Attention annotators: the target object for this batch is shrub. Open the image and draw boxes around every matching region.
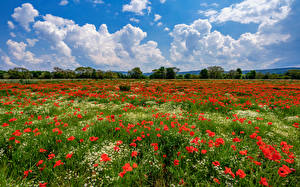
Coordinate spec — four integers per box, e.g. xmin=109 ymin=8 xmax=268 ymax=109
xmin=119 ymin=85 xmax=131 ymax=91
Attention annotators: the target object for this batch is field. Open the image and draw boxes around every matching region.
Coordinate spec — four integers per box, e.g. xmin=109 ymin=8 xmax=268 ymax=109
xmin=0 ymin=79 xmax=299 ymax=186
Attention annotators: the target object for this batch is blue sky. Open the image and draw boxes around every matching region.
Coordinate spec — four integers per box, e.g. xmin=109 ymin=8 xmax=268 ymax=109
xmin=0 ymin=0 xmax=299 ymax=72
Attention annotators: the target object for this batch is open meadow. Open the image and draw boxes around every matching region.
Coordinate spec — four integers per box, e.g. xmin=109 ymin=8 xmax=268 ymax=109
xmin=0 ymin=79 xmax=299 ymax=186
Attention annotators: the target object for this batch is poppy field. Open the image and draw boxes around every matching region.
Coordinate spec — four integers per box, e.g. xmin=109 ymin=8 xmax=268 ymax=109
xmin=0 ymin=79 xmax=299 ymax=186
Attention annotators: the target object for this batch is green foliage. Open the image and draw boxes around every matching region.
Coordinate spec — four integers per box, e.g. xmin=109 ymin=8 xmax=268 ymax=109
xmin=7 ymin=68 xmax=32 ymax=79
xmin=128 ymin=67 xmax=143 ymax=79
xmin=119 ymin=85 xmax=131 ymax=91
xmin=286 ymin=70 xmax=300 ymax=79
xmin=207 ymin=66 xmax=224 ymax=79
xmin=184 ymin=73 xmax=192 ymax=79
xmin=246 ymin=70 xmax=256 ymax=79
xmin=199 ymin=69 xmax=208 ymax=79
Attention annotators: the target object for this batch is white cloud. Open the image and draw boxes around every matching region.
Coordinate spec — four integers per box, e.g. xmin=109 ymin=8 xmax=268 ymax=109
xmin=1 ymin=55 xmax=18 ymax=68
xmin=26 ymin=39 xmax=39 ymax=47
xmin=122 ymin=0 xmax=150 ymax=15
xmin=59 ymin=0 xmax=69 ymax=6
xmin=154 ymin=14 xmax=161 ymax=22
xmin=8 ymin=21 xmax=15 ymax=29
xmin=169 ymin=18 xmax=290 ymax=70
xmin=198 ymin=9 xmax=218 ymax=17
xmin=10 ymin=32 xmax=16 ymax=38
xmin=6 ymin=39 xmax=41 ymax=64
xmin=170 ymin=0 xmax=294 ymax=70
xmin=147 ymin=6 xmax=151 ymax=15
xmin=32 ymin=13 xmax=168 ymax=71
xmin=160 ymin=0 xmax=166 ymax=3
xmin=208 ymin=0 xmax=293 ymax=25
xmin=157 ymin=22 xmax=162 ymax=27
xmin=130 ymin=18 xmax=140 ymax=23
xmin=93 ymin=0 xmax=104 ymax=5
xmin=200 ymin=3 xmax=218 ymax=7
xmin=11 ymin=3 xmax=39 ymax=31
xmin=164 ymin=27 xmax=170 ymax=32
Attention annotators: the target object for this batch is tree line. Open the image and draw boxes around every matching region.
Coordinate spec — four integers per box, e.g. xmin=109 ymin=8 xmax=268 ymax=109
xmin=0 ymin=66 xmax=300 ymax=80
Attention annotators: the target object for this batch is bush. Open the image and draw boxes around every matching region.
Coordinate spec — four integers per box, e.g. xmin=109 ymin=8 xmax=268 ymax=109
xmin=119 ymin=85 xmax=131 ymax=91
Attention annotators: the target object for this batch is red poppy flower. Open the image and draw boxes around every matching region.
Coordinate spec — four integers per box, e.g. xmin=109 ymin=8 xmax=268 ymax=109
xmin=40 ymin=148 xmax=47 ymax=153
xmin=278 ymin=165 xmax=292 ymax=177
xmin=100 ymin=153 xmax=111 ymax=162
xmin=236 ymin=169 xmax=246 ymax=178
xmin=212 ymin=161 xmax=220 ymax=166
xmin=66 ymin=153 xmax=73 ymax=159
xmin=259 ymin=177 xmax=269 ymax=186
xmin=131 ymin=151 xmax=138 ymax=158
xmin=53 ymin=160 xmax=64 ymax=168
xmin=67 ymin=136 xmax=75 ymax=141
xmin=89 ymin=136 xmax=99 ymax=141
xmin=39 ymin=183 xmax=48 ymax=187
xmin=213 ymin=178 xmax=220 ymax=184
xmin=36 ymin=160 xmax=44 ymax=167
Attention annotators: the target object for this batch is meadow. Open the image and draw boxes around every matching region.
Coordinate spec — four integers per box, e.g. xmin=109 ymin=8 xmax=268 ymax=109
xmin=0 ymin=79 xmax=299 ymax=186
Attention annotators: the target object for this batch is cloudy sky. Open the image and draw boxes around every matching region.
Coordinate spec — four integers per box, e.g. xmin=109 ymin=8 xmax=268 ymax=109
xmin=0 ymin=0 xmax=299 ymax=72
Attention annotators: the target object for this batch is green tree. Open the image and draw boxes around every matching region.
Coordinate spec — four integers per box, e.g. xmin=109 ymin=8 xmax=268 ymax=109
xmin=246 ymin=70 xmax=256 ymax=79
xmin=227 ymin=70 xmax=237 ymax=79
xmin=39 ymin=71 xmax=52 ymax=79
xmin=166 ymin=67 xmax=179 ymax=79
xmin=150 ymin=66 xmax=167 ymax=79
xmin=207 ymin=66 xmax=224 ymax=79
xmin=128 ymin=67 xmax=143 ymax=79
xmin=8 ymin=68 xmax=32 ymax=79
xmin=199 ymin=68 xmax=208 ymax=79
xmin=52 ymin=67 xmax=65 ymax=79
xmin=235 ymin=68 xmax=242 ymax=79
xmin=184 ymin=73 xmax=191 ymax=79
xmin=286 ymin=70 xmax=300 ymax=79
xmin=65 ymin=69 xmax=76 ymax=79
xmin=95 ymin=70 xmax=104 ymax=79
xmin=75 ymin=67 xmax=94 ymax=78
xmin=176 ymin=74 xmax=183 ymax=79
xmin=0 ymin=70 xmax=5 ymax=79
xmin=104 ymin=70 xmax=118 ymax=79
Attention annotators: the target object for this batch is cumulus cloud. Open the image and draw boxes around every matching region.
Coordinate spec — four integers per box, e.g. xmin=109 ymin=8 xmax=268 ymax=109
xmin=26 ymin=39 xmax=39 ymax=47
xmin=160 ymin=0 xmax=166 ymax=3
xmin=31 ymin=13 xmax=167 ymax=71
xmin=198 ymin=9 xmax=218 ymax=17
xmin=154 ymin=14 xmax=161 ymax=22
xmin=169 ymin=18 xmax=290 ymax=70
xmin=8 ymin=21 xmax=15 ymax=29
xmin=6 ymin=39 xmax=41 ymax=64
xmin=130 ymin=18 xmax=140 ymax=23
xmin=122 ymin=0 xmax=150 ymax=15
xmin=1 ymin=55 xmax=18 ymax=68
xmin=10 ymin=32 xmax=16 ymax=38
xmin=3 ymin=38 xmax=79 ymax=70
xmin=92 ymin=0 xmax=104 ymax=5
xmin=200 ymin=3 xmax=218 ymax=7
xmin=11 ymin=3 xmax=39 ymax=31
xmin=208 ymin=0 xmax=293 ymax=25
xmin=169 ymin=0 xmax=294 ymax=70
xmin=59 ymin=0 xmax=69 ymax=6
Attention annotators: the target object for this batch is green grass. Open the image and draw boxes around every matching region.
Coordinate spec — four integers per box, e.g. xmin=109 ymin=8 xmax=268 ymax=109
xmin=0 ymin=79 xmax=299 ymax=186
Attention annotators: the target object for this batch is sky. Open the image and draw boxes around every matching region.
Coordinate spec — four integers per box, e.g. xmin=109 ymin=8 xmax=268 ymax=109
xmin=0 ymin=0 xmax=299 ymax=72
